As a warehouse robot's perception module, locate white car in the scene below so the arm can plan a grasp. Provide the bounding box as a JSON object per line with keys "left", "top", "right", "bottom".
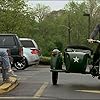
{"left": 19, "top": 38, "right": 40, "bottom": 68}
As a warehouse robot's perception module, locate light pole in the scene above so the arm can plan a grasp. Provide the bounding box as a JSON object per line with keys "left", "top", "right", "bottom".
{"left": 59, "top": 25, "right": 70, "bottom": 43}
{"left": 83, "top": 13, "right": 91, "bottom": 38}
{"left": 68, "top": 12, "right": 71, "bottom": 44}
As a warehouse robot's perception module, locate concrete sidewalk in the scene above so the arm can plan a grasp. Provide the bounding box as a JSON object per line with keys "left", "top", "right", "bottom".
{"left": 0, "top": 76, "right": 19, "bottom": 94}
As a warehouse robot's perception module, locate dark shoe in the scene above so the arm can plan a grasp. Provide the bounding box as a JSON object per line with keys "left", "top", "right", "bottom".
{"left": 3, "top": 78, "right": 12, "bottom": 83}
{"left": 90, "top": 66, "right": 99, "bottom": 76}
{"left": 98, "top": 75, "right": 100, "bottom": 79}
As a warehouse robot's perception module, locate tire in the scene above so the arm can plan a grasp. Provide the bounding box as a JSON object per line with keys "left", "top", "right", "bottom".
{"left": 52, "top": 72, "right": 58, "bottom": 85}
{"left": 14, "top": 58, "right": 27, "bottom": 70}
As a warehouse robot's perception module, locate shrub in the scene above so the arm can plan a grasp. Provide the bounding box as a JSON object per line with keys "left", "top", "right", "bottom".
{"left": 39, "top": 56, "right": 51, "bottom": 65}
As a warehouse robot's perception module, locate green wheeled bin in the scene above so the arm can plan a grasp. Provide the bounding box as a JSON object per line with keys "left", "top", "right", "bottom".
{"left": 64, "top": 45, "right": 92, "bottom": 73}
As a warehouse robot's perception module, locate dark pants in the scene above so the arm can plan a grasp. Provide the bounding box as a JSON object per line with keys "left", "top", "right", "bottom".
{"left": 93, "top": 44, "right": 100, "bottom": 66}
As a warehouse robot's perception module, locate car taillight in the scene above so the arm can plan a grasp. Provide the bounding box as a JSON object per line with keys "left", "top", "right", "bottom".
{"left": 19, "top": 47, "right": 23, "bottom": 57}
{"left": 31, "top": 49, "right": 39, "bottom": 55}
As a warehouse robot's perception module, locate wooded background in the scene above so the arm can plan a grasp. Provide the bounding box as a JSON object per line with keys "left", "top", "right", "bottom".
{"left": 0, "top": 0, "right": 100, "bottom": 56}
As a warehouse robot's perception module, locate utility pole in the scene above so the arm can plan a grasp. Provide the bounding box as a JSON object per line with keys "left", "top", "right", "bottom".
{"left": 68, "top": 12, "right": 71, "bottom": 44}
{"left": 83, "top": 13, "right": 91, "bottom": 38}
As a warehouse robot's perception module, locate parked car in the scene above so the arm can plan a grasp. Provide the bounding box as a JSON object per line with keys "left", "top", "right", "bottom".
{"left": 0, "top": 34, "right": 26, "bottom": 70}
{"left": 19, "top": 38, "right": 40, "bottom": 67}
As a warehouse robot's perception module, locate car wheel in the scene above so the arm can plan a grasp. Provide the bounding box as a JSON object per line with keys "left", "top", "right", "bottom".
{"left": 14, "top": 58, "right": 27, "bottom": 70}
{"left": 52, "top": 72, "right": 58, "bottom": 85}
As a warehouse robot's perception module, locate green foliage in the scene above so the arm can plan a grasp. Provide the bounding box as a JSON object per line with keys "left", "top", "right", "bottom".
{"left": 54, "top": 41, "right": 63, "bottom": 52}
{"left": 40, "top": 56, "right": 51, "bottom": 65}
{"left": 0, "top": 0, "right": 37, "bottom": 36}
{"left": 0, "top": 1, "right": 100, "bottom": 57}
{"left": 32, "top": 3, "right": 51, "bottom": 22}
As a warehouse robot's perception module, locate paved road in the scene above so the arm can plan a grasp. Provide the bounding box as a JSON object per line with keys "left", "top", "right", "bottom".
{"left": 0, "top": 65, "right": 100, "bottom": 99}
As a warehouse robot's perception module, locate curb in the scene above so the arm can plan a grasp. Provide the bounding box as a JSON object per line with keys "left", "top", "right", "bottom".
{"left": 0, "top": 77, "right": 19, "bottom": 94}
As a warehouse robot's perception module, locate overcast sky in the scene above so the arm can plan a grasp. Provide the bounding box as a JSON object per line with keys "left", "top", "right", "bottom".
{"left": 26, "top": 0, "right": 76, "bottom": 11}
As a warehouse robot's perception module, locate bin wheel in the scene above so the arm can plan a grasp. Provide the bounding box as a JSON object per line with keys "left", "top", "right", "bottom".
{"left": 52, "top": 72, "right": 58, "bottom": 85}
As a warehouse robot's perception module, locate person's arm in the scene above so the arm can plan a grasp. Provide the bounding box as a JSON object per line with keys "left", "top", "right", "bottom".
{"left": 88, "top": 24, "right": 100, "bottom": 43}
{"left": 90, "top": 24, "right": 100, "bottom": 39}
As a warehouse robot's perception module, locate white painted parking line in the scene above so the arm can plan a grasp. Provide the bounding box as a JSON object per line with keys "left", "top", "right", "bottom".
{"left": 0, "top": 97, "right": 35, "bottom": 99}
{"left": 76, "top": 90, "right": 100, "bottom": 94}
{"left": 0, "top": 96, "right": 50, "bottom": 100}
{"left": 33, "top": 82, "right": 48, "bottom": 99}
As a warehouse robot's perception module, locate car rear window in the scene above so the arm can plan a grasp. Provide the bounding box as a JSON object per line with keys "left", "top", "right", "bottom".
{"left": 20, "top": 40, "right": 35, "bottom": 48}
{"left": 0, "top": 36, "right": 16, "bottom": 46}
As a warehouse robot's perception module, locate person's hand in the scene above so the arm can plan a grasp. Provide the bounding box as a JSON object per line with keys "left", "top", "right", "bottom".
{"left": 87, "top": 39, "right": 94, "bottom": 43}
